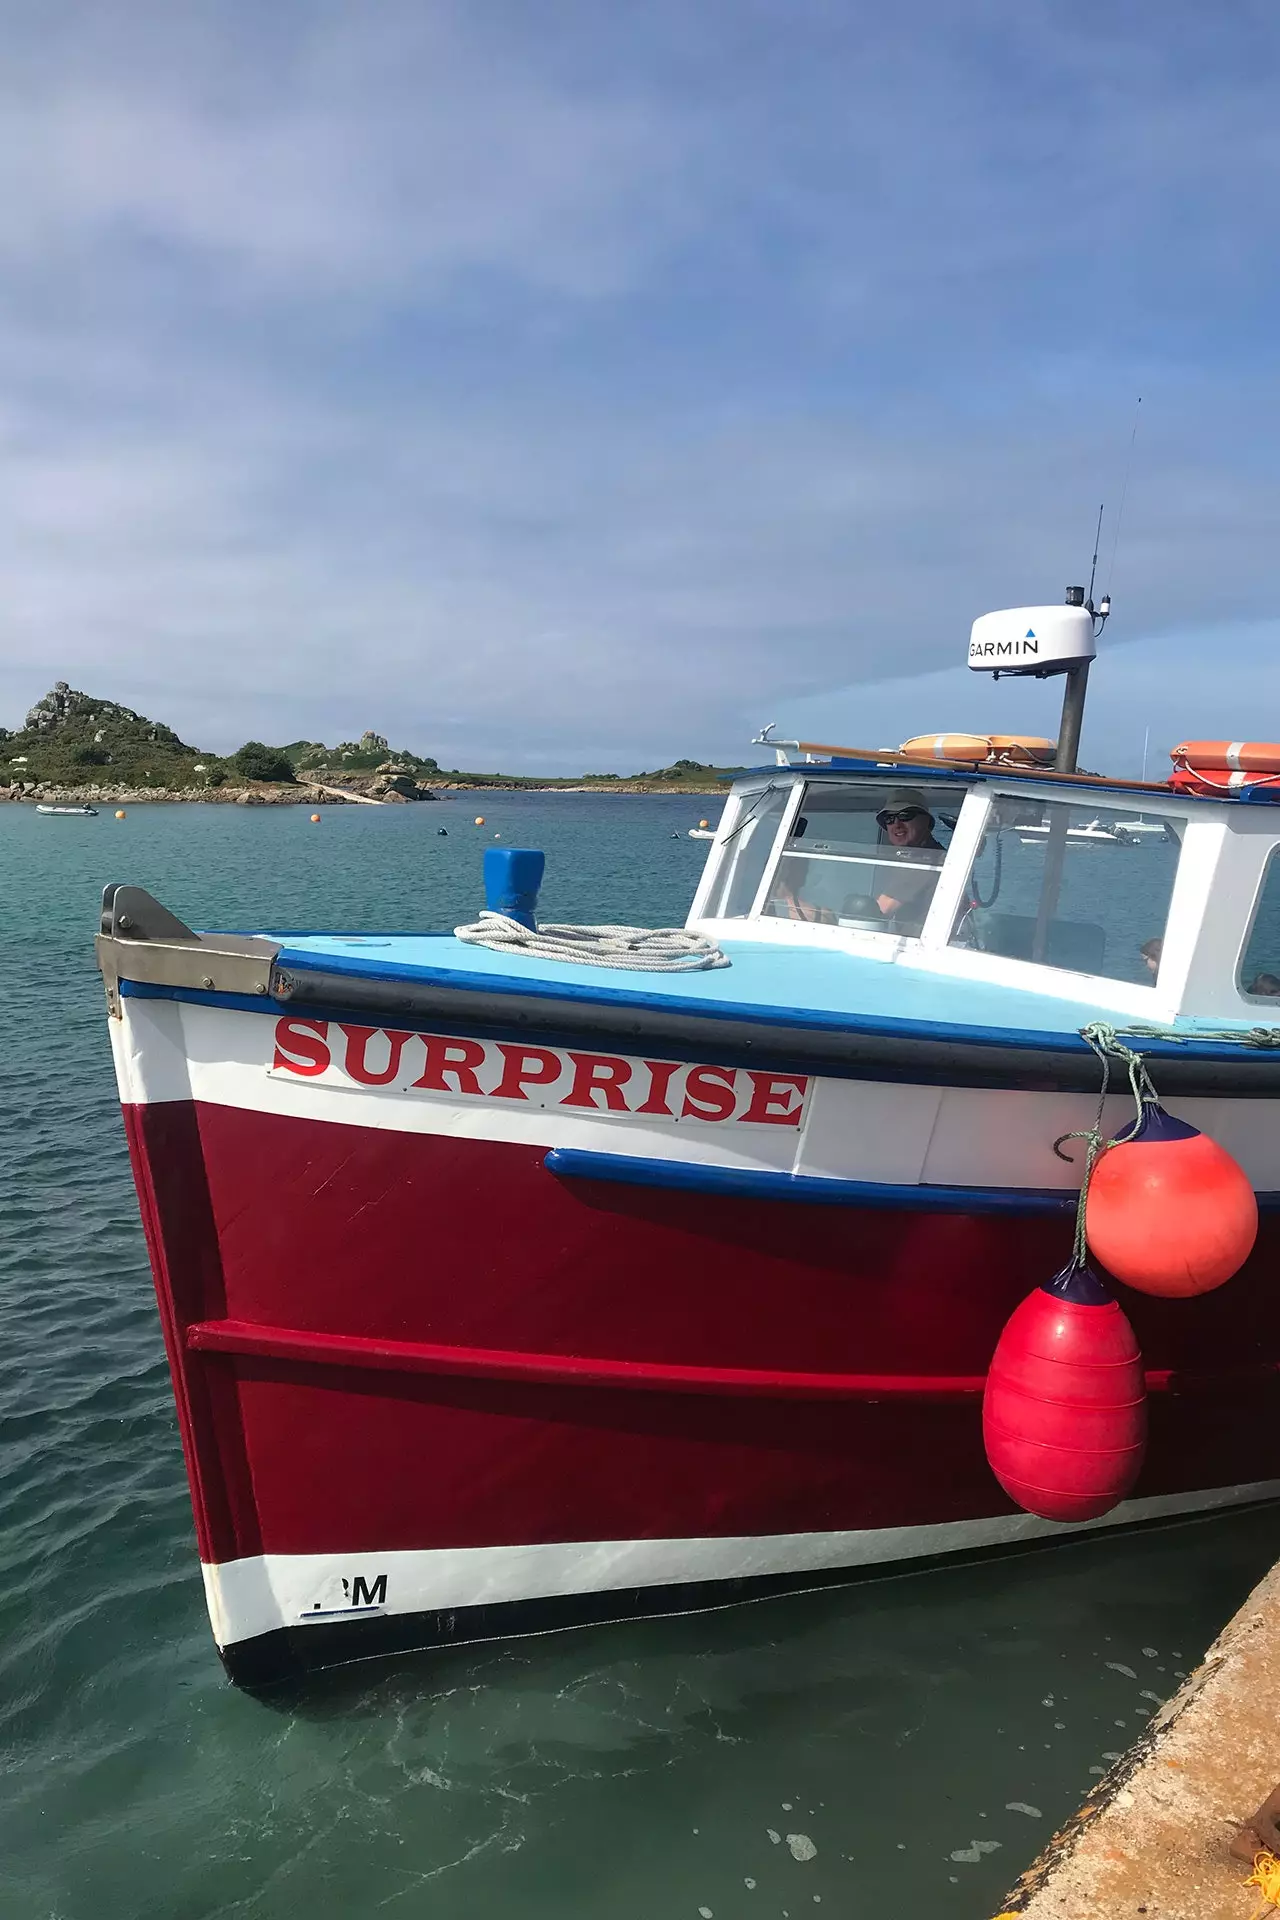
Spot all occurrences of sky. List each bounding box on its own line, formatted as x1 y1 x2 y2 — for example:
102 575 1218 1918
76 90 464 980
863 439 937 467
1 1 1279 774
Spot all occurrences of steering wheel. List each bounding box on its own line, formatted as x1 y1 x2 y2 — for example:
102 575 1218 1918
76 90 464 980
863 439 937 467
840 893 889 930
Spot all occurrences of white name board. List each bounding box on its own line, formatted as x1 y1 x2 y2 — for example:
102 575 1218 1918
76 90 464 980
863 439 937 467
268 1017 811 1129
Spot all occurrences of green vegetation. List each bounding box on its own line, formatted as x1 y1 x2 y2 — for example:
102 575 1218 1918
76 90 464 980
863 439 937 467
279 732 737 790
285 732 441 776
622 759 736 787
232 742 296 783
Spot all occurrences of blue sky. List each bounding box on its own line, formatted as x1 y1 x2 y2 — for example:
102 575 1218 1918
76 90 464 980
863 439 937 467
1 1 1278 773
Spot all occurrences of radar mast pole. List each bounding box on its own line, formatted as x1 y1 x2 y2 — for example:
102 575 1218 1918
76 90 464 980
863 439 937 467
1055 582 1093 773
1056 662 1091 773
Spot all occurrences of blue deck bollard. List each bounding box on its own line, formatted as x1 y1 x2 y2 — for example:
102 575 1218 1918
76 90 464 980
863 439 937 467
483 847 544 930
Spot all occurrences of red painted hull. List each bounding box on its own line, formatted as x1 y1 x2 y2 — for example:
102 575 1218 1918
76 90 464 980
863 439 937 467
121 1084 1280 1682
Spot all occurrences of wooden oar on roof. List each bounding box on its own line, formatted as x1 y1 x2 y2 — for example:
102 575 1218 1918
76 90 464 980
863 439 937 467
790 740 1177 796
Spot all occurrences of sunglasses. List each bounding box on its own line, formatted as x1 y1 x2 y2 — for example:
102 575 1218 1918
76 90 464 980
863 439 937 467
877 808 925 826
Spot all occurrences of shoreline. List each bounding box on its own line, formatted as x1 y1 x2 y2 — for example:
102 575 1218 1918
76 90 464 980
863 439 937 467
1 782 726 805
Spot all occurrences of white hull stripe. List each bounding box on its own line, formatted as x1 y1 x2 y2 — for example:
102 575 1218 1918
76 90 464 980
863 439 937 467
200 1480 1280 1648
112 997 1280 1191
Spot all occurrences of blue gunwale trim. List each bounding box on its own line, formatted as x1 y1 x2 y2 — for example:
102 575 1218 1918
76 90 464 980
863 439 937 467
545 1148 1077 1213
544 1147 1280 1212
115 980 1095 1090
120 974 1276 1067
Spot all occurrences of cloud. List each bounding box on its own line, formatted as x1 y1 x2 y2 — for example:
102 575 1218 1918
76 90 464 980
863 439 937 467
0 4 699 297
1 1 1280 770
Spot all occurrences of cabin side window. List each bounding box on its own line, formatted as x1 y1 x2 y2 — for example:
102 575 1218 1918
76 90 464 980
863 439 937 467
760 781 964 935
949 798 1182 985
1237 849 1280 1000
700 783 796 918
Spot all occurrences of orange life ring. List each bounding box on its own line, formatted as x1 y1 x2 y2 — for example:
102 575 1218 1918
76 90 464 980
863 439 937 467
989 735 1055 765
1168 765 1280 796
1172 740 1280 773
899 733 992 763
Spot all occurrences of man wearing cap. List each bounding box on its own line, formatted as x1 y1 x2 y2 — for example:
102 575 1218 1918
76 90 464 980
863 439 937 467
868 788 946 929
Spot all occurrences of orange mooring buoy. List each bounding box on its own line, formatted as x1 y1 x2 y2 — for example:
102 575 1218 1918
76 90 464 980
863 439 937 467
1086 1104 1257 1297
310 812 321 823
983 1263 1147 1522
474 815 485 826
115 809 127 819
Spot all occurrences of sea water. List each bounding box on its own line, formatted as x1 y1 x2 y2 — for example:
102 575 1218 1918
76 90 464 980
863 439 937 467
1 793 1276 1920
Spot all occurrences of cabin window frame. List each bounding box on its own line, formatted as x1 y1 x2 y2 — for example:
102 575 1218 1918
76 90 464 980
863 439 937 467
917 785 993 948
935 783 1199 1007
689 779 801 922
694 773 979 941
1235 840 1280 1006
746 780 809 918
758 776 971 936
692 774 1280 1020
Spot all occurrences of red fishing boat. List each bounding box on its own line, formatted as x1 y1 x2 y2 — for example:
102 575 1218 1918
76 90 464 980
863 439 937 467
98 591 1280 1685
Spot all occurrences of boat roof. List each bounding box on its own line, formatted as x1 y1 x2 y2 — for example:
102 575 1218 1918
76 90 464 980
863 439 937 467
726 760 1280 807
264 931 1268 1056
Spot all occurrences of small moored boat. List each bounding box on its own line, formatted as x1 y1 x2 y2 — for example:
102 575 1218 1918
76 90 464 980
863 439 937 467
36 803 98 816
1013 815 1126 847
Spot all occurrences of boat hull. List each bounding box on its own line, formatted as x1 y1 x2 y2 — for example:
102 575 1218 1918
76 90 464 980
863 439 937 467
111 989 1280 1685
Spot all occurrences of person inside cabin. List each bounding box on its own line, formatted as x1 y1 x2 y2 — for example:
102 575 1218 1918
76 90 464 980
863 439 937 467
1140 937 1163 980
764 816 837 923
868 790 946 932
766 855 837 923
1248 972 1280 996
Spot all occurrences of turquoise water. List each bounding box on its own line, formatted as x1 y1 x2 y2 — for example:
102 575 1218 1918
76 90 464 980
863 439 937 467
2 794 1277 1920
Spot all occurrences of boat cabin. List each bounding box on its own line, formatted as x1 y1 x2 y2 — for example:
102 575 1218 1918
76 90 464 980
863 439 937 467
687 754 1280 1027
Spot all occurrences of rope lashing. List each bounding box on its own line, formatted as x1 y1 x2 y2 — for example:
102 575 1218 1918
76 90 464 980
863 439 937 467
453 910 731 972
1054 1023 1162 1269
1113 1023 1280 1049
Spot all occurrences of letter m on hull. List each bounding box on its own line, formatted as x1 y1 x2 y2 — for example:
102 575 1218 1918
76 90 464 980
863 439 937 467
352 1573 387 1609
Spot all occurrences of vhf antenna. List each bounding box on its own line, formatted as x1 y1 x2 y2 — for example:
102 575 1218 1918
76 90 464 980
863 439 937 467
1107 396 1142 599
1086 501 1104 612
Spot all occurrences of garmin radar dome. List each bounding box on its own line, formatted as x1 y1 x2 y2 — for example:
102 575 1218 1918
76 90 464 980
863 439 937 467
967 600 1098 677
967 583 1111 773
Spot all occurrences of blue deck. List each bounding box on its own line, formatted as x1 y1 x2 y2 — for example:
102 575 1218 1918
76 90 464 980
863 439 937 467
266 931 1267 1056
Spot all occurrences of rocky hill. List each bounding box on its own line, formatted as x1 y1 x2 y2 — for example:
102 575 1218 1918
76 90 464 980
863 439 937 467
1 683 214 791
285 730 440 776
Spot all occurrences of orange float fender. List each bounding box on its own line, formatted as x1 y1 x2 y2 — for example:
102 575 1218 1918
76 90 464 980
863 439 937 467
1085 1103 1258 1297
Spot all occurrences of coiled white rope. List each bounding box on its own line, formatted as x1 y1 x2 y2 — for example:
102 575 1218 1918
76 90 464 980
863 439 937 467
454 911 730 971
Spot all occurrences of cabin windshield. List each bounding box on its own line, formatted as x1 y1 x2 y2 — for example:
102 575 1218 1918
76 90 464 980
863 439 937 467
950 797 1183 985
760 781 964 935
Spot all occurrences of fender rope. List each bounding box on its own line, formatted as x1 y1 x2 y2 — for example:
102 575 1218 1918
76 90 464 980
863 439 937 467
453 910 731 972
1053 1022 1161 1268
